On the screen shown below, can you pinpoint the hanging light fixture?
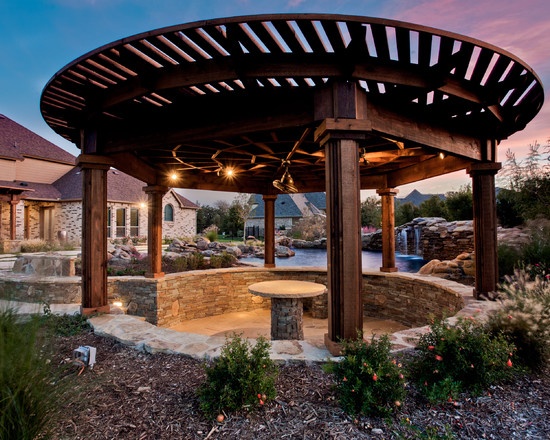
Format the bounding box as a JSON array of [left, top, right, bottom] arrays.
[[273, 160, 298, 193]]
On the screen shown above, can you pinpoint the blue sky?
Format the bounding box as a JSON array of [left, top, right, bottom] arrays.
[[1, 0, 548, 205]]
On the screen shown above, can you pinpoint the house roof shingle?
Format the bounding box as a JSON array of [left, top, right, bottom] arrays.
[[0, 114, 75, 164], [52, 168, 200, 207], [250, 193, 321, 219]]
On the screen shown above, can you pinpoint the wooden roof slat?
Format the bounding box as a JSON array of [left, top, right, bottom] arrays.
[[450, 41, 475, 79], [224, 23, 265, 55], [417, 31, 432, 67], [85, 58, 129, 82], [295, 19, 329, 53], [179, 27, 230, 59], [270, 19, 309, 54], [500, 68, 534, 109], [246, 21, 288, 54], [160, 32, 207, 63], [394, 27, 411, 64], [199, 24, 235, 56], [469, 47, 495, 85], [369, 23, 391, 60], [74, 64, 119, 86], [108, 45, 160, 77], [318, 19, 347, 53], [97, 53, 139, 77], [123, 42, 165, 68], [482, 54, 513, 88], [434, 35, 455, 72]]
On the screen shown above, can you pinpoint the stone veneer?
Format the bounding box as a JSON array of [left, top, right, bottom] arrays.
[[1, 267, 467, 330], [1, 190, 196, 244]]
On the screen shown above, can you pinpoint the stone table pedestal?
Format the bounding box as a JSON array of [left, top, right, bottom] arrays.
[[248, 280, 327, 340]]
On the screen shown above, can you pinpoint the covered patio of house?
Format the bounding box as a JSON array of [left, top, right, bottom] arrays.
[[40, 14, 543, 355]]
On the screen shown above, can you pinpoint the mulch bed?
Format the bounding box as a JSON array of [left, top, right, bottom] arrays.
[[50, 330, 550, 439]]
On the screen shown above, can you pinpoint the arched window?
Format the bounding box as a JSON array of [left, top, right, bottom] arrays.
[[164, 204, 174, 221]]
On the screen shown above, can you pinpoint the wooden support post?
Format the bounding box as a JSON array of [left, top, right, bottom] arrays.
[[313, 81, 368, 355], [77, 154, 113, 315], [468, 162, 501, 299], [263, 194, 277, 268], [323, 137, 363, 354], [377, 188, 399, 272], [144, 185, 168, 278]]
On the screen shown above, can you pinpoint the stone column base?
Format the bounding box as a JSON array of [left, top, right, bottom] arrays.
[[271, 298, 304, 340]]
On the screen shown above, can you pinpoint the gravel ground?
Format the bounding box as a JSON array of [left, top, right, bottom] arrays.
[[49, 330, 550, 440]]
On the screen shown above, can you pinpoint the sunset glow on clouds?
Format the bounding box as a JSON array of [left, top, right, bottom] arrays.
[[0, 0, 547, 203]]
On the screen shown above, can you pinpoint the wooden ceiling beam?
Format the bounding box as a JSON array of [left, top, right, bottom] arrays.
[[108, 152, 159, 184], [104, 107, 314, 153], [385, 155, 472, 188], [366, 101, 483, 160]]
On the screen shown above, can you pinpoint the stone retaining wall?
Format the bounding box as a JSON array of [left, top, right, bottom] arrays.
[[0, 276, 81, 304], [362, 272, 466, 327], [1, 268, 468, 330]]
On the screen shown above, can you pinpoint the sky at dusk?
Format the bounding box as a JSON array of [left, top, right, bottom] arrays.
[[1, 0, 548, 205]]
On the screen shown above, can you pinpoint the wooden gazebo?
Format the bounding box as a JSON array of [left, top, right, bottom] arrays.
[[40, 14, 543, 353]]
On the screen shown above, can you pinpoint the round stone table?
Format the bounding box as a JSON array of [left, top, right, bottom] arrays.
[[248, 280, 327, 340]]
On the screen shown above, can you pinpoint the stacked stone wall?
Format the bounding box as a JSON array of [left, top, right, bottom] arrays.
[[1, 268, 467, 330], [0, 277, 81, 304], [419, 221, 474, 261], [362, 272, 465, 327]]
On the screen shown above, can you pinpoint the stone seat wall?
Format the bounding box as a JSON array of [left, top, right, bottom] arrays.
[[12, 254, 77, 277], [1, 267, 470, 330]]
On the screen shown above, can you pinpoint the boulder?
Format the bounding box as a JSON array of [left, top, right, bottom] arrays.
[[275, 245, 295, 257]]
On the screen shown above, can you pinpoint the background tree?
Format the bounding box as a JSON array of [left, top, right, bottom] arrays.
[[219, 194, 253, 239], [496, 188, 523, 228], [444, 184, 473, 221], [395, 201, 420, 226], [360, 196, 381, 228], [196, 204, 222, 233], [497, 140, 550, 224], [419, 195, 447, 218]]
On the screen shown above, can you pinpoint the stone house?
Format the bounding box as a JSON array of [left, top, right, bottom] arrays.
[[0, 114, 198, 250], [245, 192, 326, 236]]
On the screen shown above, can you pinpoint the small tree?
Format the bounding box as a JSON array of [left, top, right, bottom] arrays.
[[361, 196, 381, 228], [419, 195, 447, 218], [395, 201, 420, 226], [497, 140, 550, 223], [444, 184, 472, 221]]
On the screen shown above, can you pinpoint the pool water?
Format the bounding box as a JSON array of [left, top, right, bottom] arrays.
[[244, 248, 426, 273]]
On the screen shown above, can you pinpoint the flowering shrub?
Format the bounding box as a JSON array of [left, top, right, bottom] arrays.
[[409, 316, 517, 403], [324, 333, 406, 417], [198, 334, 278, 418], [487, 268, 550, 371]]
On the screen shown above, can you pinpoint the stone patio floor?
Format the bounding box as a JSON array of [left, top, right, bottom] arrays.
[[2, 290, 500, 364]]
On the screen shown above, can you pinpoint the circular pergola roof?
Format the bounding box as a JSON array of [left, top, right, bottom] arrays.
[[41, 14, 544, 194]]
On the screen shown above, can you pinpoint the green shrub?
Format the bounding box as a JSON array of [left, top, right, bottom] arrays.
[[487, 269, 550, 371], [409, 316, 517, 403], [521, 219, 550, 270], [0, 308, 70, 439], [324, 333, 406, 417], [498, 243, 523, 279], [210, 252, 237, 268], [205, 230, 218, 242], [40, 303, 91, 337], [198, 334, 278, 417]]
